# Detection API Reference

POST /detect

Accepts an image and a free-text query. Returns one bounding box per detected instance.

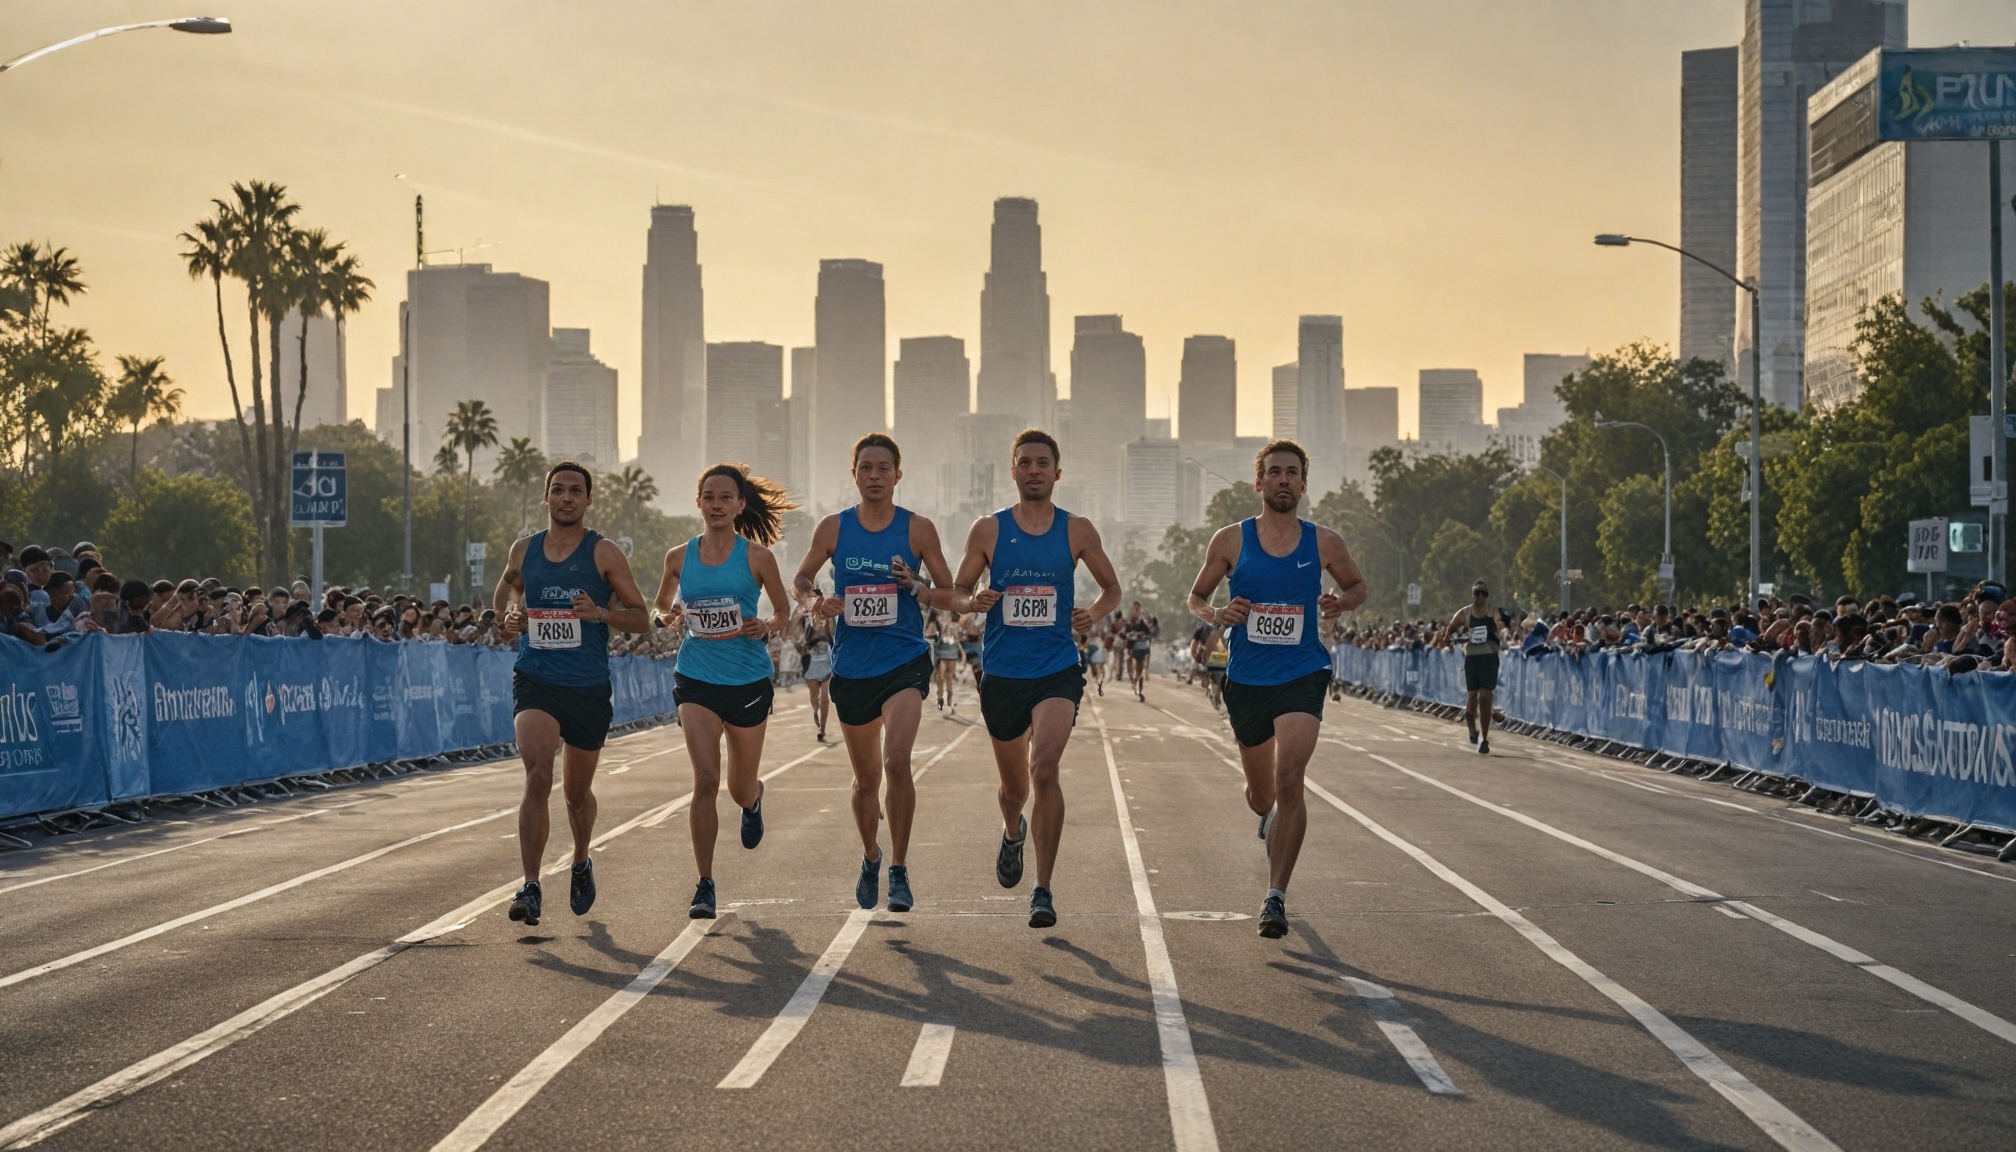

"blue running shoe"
[689,877,717,919]
[741,785,765,850]
[856,852,882,910]
[887,864,914,913]
[508,880,542,927]
[1258,894,1288,939]
[1027,886,1056,929]
[569,857,596,916]
[996,815,1026,889]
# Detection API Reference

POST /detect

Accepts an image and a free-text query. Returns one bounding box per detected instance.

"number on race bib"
[687,596,745,639]
[1469,624,1489,645]
[844,583,898,628]
[527,608,582,650]
[1246,603,1304,646]
[1003,584,1057,628]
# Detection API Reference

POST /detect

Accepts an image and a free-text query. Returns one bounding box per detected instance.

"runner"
[494,462,652,927]
[655,463,797,919]
[791,433,958,913]
[960,613,983,684]
[1451,580,1506,755]
[949,429,1123,928]
[1188,439,1366,938]
[1188,619,1213,685]
[930,612,963,711]
[1203,626,1229,713]
[797,601,834,742]
[1123,603,1155,701]
[1085,622,1109,695]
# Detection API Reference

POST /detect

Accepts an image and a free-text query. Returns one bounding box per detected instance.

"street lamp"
[1596,233,1762,604]
[0,17,230,75]
[1535,465,1570,615]
[1594,418,1674,599]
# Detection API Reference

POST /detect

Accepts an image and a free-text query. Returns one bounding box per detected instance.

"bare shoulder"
[1209,522,1244,556]
[748,541,782,575]
[814,512,843,543]
[965,513,999,551]
[909,510,942,547]
[1313,524,1352,556]
[594,536,631,569]
[1068,513,1104,553]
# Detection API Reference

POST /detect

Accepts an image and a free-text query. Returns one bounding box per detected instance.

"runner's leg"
[723,718,767,811]
[1025,697,1074,888]
[560,742,600,864]
[840,716,887,861]
[516,709,563,883]
[1266,713,1318,892]
[681,703,726,878]
[1477,688,1494,742]
[879,688,922,865]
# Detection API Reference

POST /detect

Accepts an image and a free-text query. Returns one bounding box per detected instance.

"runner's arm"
[591,539,652,633]
[1315,526,1368,618]
[1070,518,1125,632]
[652,545,686,627]
[901,515,959,611]
[790,515,841,609]
[750,546,793,637]
[493,537,529,640]
[947,516,1000,614]
[1187,524,1246,626]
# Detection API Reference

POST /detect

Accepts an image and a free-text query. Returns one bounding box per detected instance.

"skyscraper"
[375,263,549,467]
[705,341,784,472]
[1521,353,1590,425]
[1343,386,1399,485]
[1418,369,1488,456]
[641,205,705,497]
[1067,315,1145,522]
[1681,47,1740,368]
[1178,335,1236,444]
[1735,0,1904,409]
[812,259,887,512]
[545,328,618,469]
[977,197,1053,427]
[893,336,971,516]
[788,347,814,505]
[1297,316,1346,492]
[1122,437,1183,527]
[1271,362,1298,441]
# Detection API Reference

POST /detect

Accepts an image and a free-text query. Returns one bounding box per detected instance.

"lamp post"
[1596,233,1761,604]
[1594,419,1673,599]
[1535,464,1570,615]
[0,16,230,75]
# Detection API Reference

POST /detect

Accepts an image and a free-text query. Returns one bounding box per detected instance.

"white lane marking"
[1600,773,1671,795]
[0,743,828,1150]
[911,726,974,784]
[1364,752,2016,1052]
[1697,797,1756,813]
[0,805,519,992]
[1341,977,1463,1097]
[1762,814,2016,885]
[430,916,731,1152]
[1712,904,1750,920]
[900,1021,956,1087]
[0,801,370,897]
[717,908,877,1088]
[1093,704,1220,1152]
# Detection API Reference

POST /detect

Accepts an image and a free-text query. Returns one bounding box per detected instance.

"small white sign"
[1405,583,1421,608]
[466,542,487,561]
[1908,518,1949,574]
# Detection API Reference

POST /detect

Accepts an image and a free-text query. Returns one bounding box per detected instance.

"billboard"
[1878,48,2016,142]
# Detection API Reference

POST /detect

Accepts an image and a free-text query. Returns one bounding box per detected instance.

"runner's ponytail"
[696,463,798,546]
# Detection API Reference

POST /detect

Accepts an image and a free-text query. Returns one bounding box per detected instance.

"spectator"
[113,580,155,634]
[30,571,83,636]
[283,600,322,639]
[0,584,43,645]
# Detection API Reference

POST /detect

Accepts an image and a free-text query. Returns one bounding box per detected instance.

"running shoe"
[887,864,914,913]
[1258,806,1275,841]
[856,852,882,910]
[569,857,596,916]
[1258,894,1288,938]
[1466,718,1479,745]
[508,880,542,927]
[741,784,765,849]
[996,814,1027,888]
[689,876,717,919]
[1028,886,1057,928]
[1478,739,1490,756]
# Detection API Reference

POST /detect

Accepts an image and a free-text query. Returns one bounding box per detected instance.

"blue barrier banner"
[0,633,679,821]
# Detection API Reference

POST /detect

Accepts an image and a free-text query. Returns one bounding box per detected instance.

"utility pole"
[1991,140,2007,586]
[401,194,422,594]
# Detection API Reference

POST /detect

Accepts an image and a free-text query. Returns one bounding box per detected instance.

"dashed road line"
[717,908,877,1088]
[1341,977,1463,1096]
[900,1021,956,1087]
[0,801,370,897]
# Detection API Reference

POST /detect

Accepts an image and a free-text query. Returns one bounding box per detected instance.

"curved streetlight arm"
[1181,458,1239,492]
[1597,234,1753,296]
[0,17,231,76]
[1593,419,1673,589]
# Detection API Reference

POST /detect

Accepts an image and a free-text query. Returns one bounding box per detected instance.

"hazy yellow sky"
[6,1,2014,453]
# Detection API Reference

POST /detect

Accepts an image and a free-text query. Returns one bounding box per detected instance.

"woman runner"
[798,599,834,741]
[931,612,963,711]
[655,463,796,919]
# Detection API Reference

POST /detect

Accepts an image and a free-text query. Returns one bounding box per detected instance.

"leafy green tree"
[493,436,547,533]
[100,470,259,584]
[1596,473,1666,602]
[107,355,182,484]
[1418,519,1496,613]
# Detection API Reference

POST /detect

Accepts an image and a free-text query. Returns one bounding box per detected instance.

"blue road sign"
[290,451,347,527]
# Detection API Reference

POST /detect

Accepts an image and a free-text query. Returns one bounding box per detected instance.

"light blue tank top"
[1226,518,1331,686]
[831,506,928,679]
[674,535,773,686]
[982,506,1079,679]
[515,529,611,688]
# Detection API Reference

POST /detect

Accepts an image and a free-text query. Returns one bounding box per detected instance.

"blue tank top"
[1226,517,1331,686]
[515,529,612,688]
[830,506,928,679]
[982,506,1079,679]
[675,535,773,686]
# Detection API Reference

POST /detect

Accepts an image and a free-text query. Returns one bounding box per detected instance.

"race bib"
[1003,585,1057,628]
[1469,624,1490,645]
[844,583,899,628]
[687,596,744,639]
[1246,603,1305,646]
[527,608,582,650]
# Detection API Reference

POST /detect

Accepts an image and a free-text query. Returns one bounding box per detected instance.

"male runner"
[1123,602,1154,702]
[951,429,1123,928]
[792,433,958,912]
[1452,580,1506,754]
[1188,440,1365,938]
[495,462,652,926]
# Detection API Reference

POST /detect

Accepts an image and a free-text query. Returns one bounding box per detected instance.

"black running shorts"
[978,664,1085,743]
[1464,653,1500,692]
[1223,668,1329,748]
[831,652,933,727]
[513,670,615,751]
[674,672,774,728]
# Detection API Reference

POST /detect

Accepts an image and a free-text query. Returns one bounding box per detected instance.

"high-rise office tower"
[1736,0,1904,410]
[1122,438,1183,527]
[788,347,814,505]
[545,328,619,469]
[1067,315,1145,522]
[1681,47,1741,369]
[812,259,887,512]
[893,336,971,516]
[278,307,345,429]
[375,263,549,468]
[1271,362,1298,442]
[1418,369,1488,456]
[705,341,784,472]
[641,205,705,497]
[756,398,794,493]
[977,197,1053,428]
[1343,386,1399,485]
[1178,335,1236,444]
[1522,353,1590,426]
[1297,316,1346,492]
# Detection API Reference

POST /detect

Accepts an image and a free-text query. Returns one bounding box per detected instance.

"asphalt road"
[3,670,2014,1151]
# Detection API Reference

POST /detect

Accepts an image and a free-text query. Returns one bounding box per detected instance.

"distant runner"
[495,462,652,927]
[931,612,963,711]
[1452,580,1506,755]
[1123,602,1154,702]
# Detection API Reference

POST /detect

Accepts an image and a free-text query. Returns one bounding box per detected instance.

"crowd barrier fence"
[0,632,679,821]
[1332,646,2016,834]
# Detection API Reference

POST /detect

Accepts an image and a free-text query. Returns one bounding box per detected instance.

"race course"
[4,676,2014,1151]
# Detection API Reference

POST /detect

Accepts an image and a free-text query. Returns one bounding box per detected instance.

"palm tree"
[443,399,499,595]
[493,436,547,532]
[177,217,260,533]
[109,355,182,483]
[609,464,659,507]
[216,180,301,582]
[0,242,86,343]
